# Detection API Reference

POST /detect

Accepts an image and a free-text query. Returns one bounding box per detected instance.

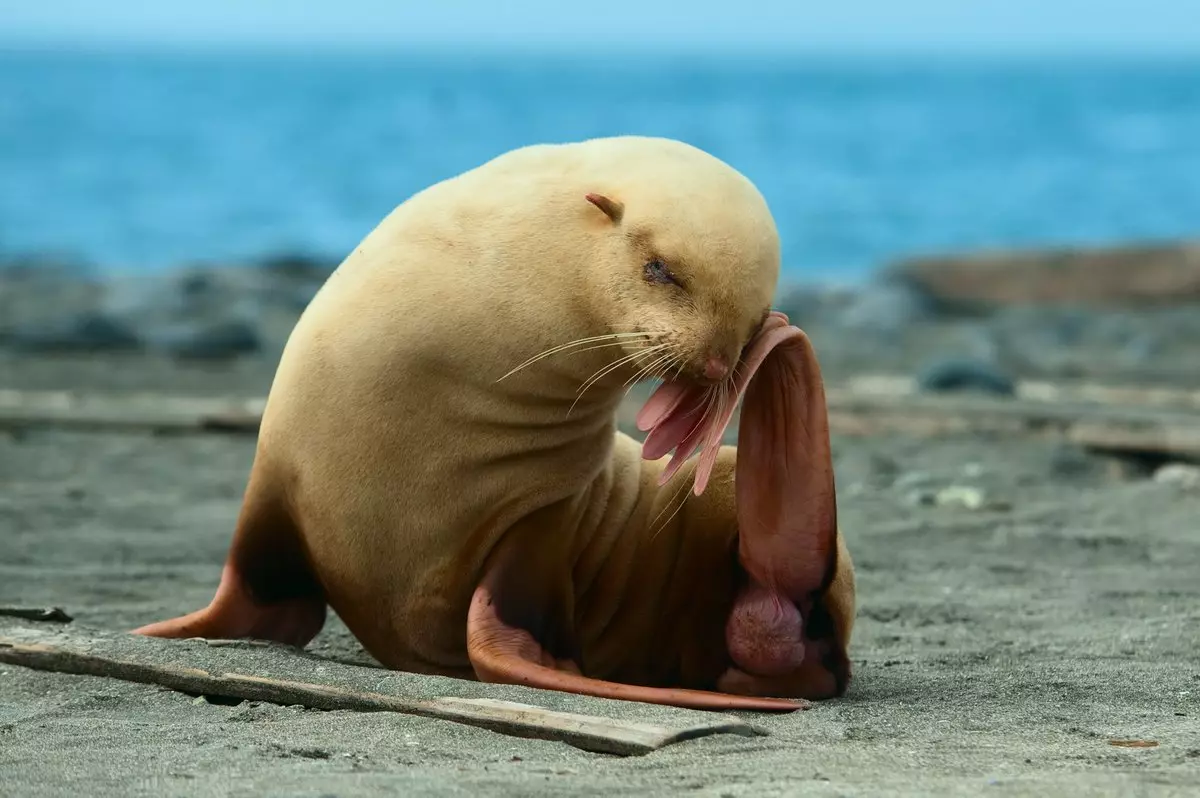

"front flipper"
[723,312,854,697]
[735,313,838,600]
[465,527,807,713]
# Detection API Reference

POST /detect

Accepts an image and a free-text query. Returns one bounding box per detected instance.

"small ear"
[585,193,624,224]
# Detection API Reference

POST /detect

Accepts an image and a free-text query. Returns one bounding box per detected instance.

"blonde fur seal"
[134,135,856,712]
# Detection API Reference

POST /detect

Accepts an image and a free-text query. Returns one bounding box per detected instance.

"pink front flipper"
[726,317,838,676]
[733,318,837,598]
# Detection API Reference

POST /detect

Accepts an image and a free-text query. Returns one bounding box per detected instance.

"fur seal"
[134,135,856,712]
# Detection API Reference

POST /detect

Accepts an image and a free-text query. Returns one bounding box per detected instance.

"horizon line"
[2,35,1199,62]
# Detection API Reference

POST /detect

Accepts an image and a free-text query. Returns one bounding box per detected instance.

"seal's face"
[593,199,780,391]
[621,225,776,387]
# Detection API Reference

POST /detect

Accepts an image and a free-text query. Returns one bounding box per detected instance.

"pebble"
[1153,463,1200,491]
[934,485,986,510]
[1048,443,1100,479]
[146,319,262,360]
[906,489,937,507]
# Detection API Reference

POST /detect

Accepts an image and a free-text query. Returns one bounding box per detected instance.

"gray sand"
[2,349,1197,796]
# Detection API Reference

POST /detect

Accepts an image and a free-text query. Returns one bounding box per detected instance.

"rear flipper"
[465,524,807,713]
[133,474,327,649]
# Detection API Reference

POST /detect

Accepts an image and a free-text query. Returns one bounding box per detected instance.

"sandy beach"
[2,262,1199,796]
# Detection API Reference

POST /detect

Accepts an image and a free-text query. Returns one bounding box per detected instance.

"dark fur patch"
[229,506,324,608]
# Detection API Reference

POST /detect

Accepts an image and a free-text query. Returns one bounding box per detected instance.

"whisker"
[631,340,690,393]
[579,345,668,398]
[670,357,687,382]
[623,350,676,396]
[649,459,698,542]
[652,483,693,541]
[567,344,669,418]
[498,332,652,381]
[625,350,672,387]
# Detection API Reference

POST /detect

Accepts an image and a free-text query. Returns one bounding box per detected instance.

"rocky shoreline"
[3,241,1199,395]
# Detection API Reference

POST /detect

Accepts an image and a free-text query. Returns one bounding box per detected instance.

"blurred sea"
[1,48,1198,283]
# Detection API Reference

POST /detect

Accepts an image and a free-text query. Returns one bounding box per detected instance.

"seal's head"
[579,138,781,389]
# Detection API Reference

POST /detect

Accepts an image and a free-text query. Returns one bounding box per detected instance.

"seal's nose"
[703,355,730,381]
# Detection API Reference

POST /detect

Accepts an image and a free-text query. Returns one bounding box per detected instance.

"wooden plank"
[1066,422,1200,459]
[0,607,74,623]
[842,374,1200,409]
[0,636,761,756]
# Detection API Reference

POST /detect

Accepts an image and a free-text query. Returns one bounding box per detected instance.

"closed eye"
[644,258,680,287]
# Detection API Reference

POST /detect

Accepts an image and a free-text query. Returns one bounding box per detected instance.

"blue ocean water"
[1,49,1198,283]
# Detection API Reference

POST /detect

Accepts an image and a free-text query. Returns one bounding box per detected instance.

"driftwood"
[2,378,1199,461]
[838,374,1200,410]
[822,390,1200,462]
[0,389,263,433]
[0,630,763,756]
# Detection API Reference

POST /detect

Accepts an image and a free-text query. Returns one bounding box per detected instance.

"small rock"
[869,454,901,477]
[192,695,208,706]
[1049,443,1099,478]
[907,489,937,507]
[147,319,261,360]
[935,485,986,510]
[917,357,1016,397]
[1152,463,1200,490]
[256,252,338,281]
